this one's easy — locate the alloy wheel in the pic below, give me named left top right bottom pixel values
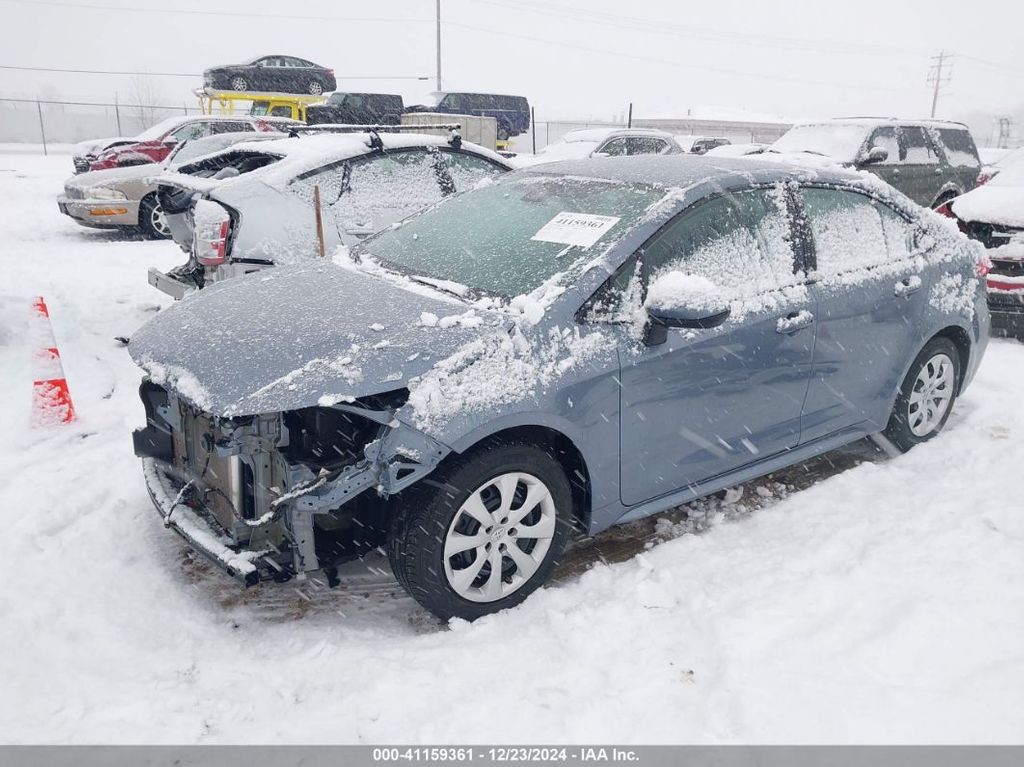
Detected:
left=231, top=77, right=248, bottom=91
left=907, top=352, right=955, bottom=437
left=309, top=81, right=323, bottom=95
left=151, top=203, right=170, bottom=238
left=443, top=472, right=557, bottom=603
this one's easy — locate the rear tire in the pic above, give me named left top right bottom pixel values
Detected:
left=882, top=337, right=961, bottom=452
left=308, top=80, right=324, bottom=95
left=388, top=440, right=574, bottom=621
left=139, top=194, right=170, bottom=240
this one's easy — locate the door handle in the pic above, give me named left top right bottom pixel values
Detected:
left=776, top=310, right=814, bottom=334
left=935, top=167, right=943, bottom=175
left=892, top=168, right=901, bottom=177
left=894, top=275, right=922, bottom=297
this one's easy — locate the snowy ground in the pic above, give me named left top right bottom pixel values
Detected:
left=1, top=150, right=1023, bottom=744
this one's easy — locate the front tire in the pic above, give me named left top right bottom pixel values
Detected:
left=139, top=194, right=170, bottom=240
left=882, top=337, right=961, bottom=452
left=388, top=440, right=574, bottom=621
left=230, top=76, right=248, bottom=92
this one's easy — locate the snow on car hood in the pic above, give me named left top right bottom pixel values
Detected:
left=952, top=183, right=1024, bottom=229
left=65, top=163, right=158, bottom=192
left=128, top=262, right=501, bottom=417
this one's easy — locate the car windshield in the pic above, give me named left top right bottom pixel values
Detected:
left=772, top=124, right=870, bottom=162
left=135, top=117, right=189, bottom=142
left=353, top=175, right=665, bottom=298
left=166, top=134, right=249, bottom=168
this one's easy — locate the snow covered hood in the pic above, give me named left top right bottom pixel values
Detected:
left=952, top=181, right=1024, bottom=229
left=64, top=163, right=158, bottom=192
left=128, top=262, right=499, bottom=417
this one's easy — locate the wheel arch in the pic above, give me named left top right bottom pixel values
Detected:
left=888, top=324, right=973, bottom=417
left=445, top=419, right=594, bottom=533
left=932, top=324, right=972, bottom=395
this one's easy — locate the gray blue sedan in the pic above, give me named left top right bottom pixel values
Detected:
left=129, top=155, right=989, bottom=620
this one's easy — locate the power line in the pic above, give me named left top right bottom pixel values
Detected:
left=442, top=20, right=915, bottom=93
left=0, top=0, right=431, bottom=23
left=0, top=64, right=430, bottom=80
left=1, top=64, right=195, bottom=77
left=470, top=0, right=931, bottom=60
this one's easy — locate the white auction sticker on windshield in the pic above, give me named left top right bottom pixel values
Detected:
left=531, top=212, right=621, bottom=249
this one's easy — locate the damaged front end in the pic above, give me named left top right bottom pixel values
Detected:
left=133, top=380, right=450, bottom=585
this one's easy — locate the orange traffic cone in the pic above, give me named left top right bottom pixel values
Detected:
left=31, top=297, right=76, bottom=427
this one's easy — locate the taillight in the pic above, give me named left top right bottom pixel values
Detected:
left=977, top=170, right=996, bottom=186
left=192, top=199, right=232, bottom=266
left=977, top=252, right=992, bottom=278
left=935, top=201, right=955, bottom=218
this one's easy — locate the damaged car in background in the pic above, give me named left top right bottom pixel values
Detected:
left=951, top=146, right=1024, bottom=339
left=148, top=128, right=511, bottom=299
left=130, top=155, right=988, bottom=621
left=58, top=131, right=282, bottom=239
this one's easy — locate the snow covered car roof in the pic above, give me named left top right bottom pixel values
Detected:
left=158, top=131, right=508, bottom=193
left=559, top=127, right=675, bottom=143
left=516, top=152, right=862, bottom=190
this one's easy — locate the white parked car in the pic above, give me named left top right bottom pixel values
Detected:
left=149, top=130, right=512, bottom=299
left=674, top=135, right=731, bottom=154
left=525, top=128, right=682, bottom=165
left=58, top=132, right=282, bottom=239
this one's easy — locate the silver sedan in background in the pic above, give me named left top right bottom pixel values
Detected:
left=57, top=132, right=283, bottom=239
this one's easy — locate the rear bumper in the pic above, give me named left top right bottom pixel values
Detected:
left=58, top=196, right=139, bottom=227
left=141, top=458, right=276, bottom=586
left=988, top=290, right=1024, bottom=339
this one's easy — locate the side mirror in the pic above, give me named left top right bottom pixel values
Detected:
left=864, top=146, right=888, bottom=164
left=643, top=272, right=730, bottom=346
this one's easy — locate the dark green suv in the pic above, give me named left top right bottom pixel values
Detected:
left=771, top=118, right=981, bottom=208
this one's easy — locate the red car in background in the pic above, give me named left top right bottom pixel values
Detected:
left=87, top=115, right=295, bottom=171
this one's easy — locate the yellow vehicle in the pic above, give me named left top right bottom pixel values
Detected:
left=195, top=89, right=326, bottom=122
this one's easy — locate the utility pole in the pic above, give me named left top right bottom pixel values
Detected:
left=928, top=51, right=952, bottom=118
left=435, top=0, right=442, bottom=92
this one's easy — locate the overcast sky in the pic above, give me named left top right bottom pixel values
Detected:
left=2, top=0, right=1022, bottom=140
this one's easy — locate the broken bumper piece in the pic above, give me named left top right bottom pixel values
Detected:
left=141, top=457, right=275, bottom=586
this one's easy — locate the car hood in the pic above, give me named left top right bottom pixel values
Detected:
left=65, top=163, right=159, bottom=191
left=128, top=262, right=500, bottom=417
left=73, top=136, right=131, bottom=156
left=951, top=183, right=1024, bottom=229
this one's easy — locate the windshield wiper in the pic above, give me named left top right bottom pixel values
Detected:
left=408, top=274, right=472, bottom=300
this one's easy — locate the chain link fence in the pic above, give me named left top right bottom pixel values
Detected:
left=0, top=97, right=205, bottom=151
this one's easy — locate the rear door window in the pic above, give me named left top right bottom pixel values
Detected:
left=801, top=188, right=889, bottom=276
left=625, top=137, right=670, bottom=155
left=209, top=121, right=253, bottom=134
left=899, top=127, right=939, bottom=165
left=934, top=128, right=980, bottom=168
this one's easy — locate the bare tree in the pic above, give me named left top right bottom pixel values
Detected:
left=126, top=75, right=165, bottom=132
